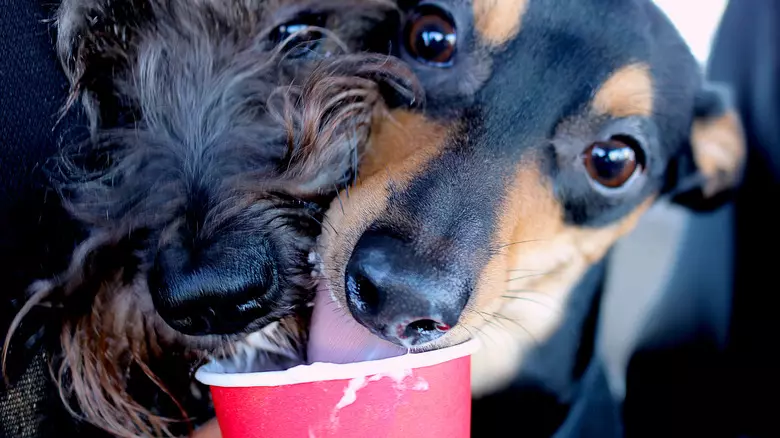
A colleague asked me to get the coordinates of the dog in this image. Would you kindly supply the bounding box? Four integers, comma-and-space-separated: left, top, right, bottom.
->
314, 0, 745, 424
2, 0, 424, 436
2, 0, 744, 436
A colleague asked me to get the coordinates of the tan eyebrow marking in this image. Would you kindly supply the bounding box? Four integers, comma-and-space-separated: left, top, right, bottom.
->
473, 0, 530, 46
592, 63, 655, 118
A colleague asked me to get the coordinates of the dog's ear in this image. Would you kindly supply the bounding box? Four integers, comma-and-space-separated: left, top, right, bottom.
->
277, 54, 423, 195
666, 83, 746, 211
56, 0, 141, 130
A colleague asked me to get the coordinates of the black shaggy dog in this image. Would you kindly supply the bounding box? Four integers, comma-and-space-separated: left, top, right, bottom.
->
2, 0, 421, 436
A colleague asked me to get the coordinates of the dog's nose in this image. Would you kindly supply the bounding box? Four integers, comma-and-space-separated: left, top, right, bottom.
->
344, 230, 468, 347
149, 242, 278, 336
152, 268, 274, 336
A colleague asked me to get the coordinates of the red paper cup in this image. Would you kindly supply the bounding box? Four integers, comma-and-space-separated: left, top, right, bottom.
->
195, 339, 479, 438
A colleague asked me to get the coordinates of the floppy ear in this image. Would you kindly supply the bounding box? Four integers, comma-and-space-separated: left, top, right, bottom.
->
56, 0, 145, 130
667, 82, 746, 211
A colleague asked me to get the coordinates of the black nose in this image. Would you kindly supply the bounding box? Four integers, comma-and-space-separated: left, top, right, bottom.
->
149, 239, 278, 336
344, 230, 469, 348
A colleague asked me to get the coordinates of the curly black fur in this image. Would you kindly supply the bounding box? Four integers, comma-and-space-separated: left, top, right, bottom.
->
2, 0, 422, 436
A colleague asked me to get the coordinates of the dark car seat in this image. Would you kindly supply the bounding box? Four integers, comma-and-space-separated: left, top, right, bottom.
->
624, 1, 780, 437
0, 2, 89, 436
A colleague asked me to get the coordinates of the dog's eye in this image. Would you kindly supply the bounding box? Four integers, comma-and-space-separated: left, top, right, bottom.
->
583, 136, 645, 189
404, 5, 457, 66
271, 14, 326, 57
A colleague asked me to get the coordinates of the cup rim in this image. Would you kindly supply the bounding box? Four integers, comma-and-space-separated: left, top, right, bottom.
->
195, 339, 479, 388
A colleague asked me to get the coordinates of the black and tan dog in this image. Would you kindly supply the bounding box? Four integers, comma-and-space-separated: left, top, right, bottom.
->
2, 0, 744, 436
315, 0, 745, 419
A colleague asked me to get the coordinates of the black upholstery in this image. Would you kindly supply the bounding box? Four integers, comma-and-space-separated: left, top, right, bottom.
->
0, 1, 90, 436
624, 1, 780, 437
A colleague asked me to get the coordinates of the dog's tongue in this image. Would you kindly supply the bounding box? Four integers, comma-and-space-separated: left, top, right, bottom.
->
307, 282, 406, 364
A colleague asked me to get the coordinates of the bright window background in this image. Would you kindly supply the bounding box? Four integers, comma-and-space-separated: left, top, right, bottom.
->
653, 0, 728, 63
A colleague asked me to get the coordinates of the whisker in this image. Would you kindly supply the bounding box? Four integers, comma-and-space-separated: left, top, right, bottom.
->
459, 324, 477, 341
469, 309, 490, 325
500, 295, 560, 313
319, 216, 339, 236
488, 312, 538, 343
497, 239, 544, 249
461, 319, 499, 347
351, 135, 359, 188
472, 310, 518, 343
484, 319, 510, 339
471, 324, 498, 346
334, 184, 345, 214
505, 272, 551, 282
303, 212, 338, 236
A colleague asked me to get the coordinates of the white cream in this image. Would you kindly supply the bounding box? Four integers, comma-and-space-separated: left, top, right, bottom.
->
195, 339, 478, 387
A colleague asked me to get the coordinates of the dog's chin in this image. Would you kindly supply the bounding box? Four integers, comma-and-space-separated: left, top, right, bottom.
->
200, 316, 308, 374
186, 298, 313, 374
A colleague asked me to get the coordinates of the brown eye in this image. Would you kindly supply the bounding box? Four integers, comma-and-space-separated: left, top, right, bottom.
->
583, 136, 645, 189
404, 5, 457, 66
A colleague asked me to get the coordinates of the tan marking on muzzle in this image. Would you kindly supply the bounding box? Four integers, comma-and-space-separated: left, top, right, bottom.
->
317, 110, 452, 303
464, 157, 654, 396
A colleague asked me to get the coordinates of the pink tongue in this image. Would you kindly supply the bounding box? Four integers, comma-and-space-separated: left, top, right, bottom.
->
307, 282, 406, 364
